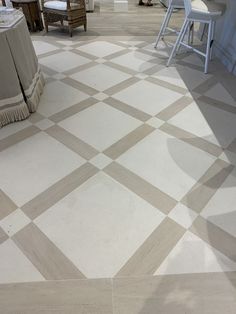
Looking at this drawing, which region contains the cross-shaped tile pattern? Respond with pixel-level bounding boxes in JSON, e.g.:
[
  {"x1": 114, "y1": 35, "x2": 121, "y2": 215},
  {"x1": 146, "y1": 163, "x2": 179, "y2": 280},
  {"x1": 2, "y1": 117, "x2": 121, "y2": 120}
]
[{"x1": 0, "y1": 36, "x2": 236, "y2": 314}]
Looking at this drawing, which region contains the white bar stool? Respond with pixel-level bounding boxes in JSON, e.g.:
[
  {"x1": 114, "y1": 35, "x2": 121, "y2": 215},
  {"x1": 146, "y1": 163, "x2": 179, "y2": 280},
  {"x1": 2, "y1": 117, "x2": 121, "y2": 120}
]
[
  {"x1": 154, "y1": 0, "x2": 185, "y2": 48},
  {"x1": 167, "y1": 0, "x2": 225, "y2": 73}
]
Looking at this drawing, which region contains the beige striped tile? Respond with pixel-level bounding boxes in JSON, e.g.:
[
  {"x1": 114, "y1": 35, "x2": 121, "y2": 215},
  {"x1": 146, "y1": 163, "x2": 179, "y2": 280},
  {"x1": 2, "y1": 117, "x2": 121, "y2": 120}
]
[
  {"x1": 105, "y1": 48, "x2": 130, "y2": 60},
  {"x1": 46, "y1": 125, "x2": 98, "y2": 159},
  {"x1": 116, "y1": 218, "x2": 185, "y2": 277},
  {"x1": 104, "y1": 162, "x2": 177, "y2": 214},
  {"x1": 63, "y1": 61, "x2": 97, "y2": 76},
  {"x1": 104, "y1": 124, "x2": 154, "y2": 159},
  {"x1": 198, "y1": 95, "x2": 236, "y2": 115},
  {"x1": 104, "y1": 77, "x2": 139, "y2": 96},
  {"x1": 156, "y1": 96, "x2": 193, "y2": 121},
  {"x1": 104, "y1": 97, "x2": 151, "y2": 122},
  {"x1": 113, "y1": 272, "x2": 236, "y2": 314},
  {"x1": 13, "y1": 223, "x2": 85, "y2": 280},
  {"x1": 0, "y1": 226, "x2": 8, "y2": 244},
  {"x1": 193, "y1": 76, "x2": 218, "y2": 94},
  {"x1": 0, "y1": 278, "x2": 112, "y2": 314},
  {"x1": 28, "y1": 112, "x2": 45, "y2": 123},
  {"x1": 22, "y1": 163, "x2": 98, "y2": 220},
  {"x1": 146, "y1": 76, "x2": 187, "y2": 95},
  {"x1": 71, "y1": 48, "x2": 99, "y2": 60},
  {"x1": 190, "y1": 216, "x2": 236, "y2": 263},
  {"x1": 227, "y1": 138, "x2": 236, "y2": 154},
  {"x1": 62, "y1": 77, "x2": 98, "y2": 96},
  {"x1": 38, "y1": 49, "x2": 62, "y2": 60},
  {"x1": 160, "y1": 123, "x2": 223, "y2": 157},
  {"x1": 105, "y1": 61, "x2": 137, "y2": 76},
  {"x1": 49, "y1": 97, "x2": 97, "y2": 123},
  {"x1": 0, "y1": 126, "x2": 40, "y2": 152},
  {"x1": 0, "y1": 190, "x2": 17, "y2": 220},
  {"x1": 181, "y1": 159, "x2": 233, "y2": 213}
]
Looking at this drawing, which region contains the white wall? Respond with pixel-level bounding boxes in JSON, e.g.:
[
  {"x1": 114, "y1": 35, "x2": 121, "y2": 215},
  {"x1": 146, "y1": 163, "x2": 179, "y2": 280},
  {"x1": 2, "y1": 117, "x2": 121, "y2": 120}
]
[{"x1": 214, "y1": 0, "x2": 236, "y2": 74}]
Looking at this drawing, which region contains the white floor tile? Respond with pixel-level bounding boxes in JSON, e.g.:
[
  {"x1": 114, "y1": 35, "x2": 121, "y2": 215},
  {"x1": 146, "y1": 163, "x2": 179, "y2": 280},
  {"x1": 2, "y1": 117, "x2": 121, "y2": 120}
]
[
  {"x1": 35, "y1": 119, "x2": 55, "y2": 131},
  {"x1": 155, "y1": 231, "x2": 236, "y2": 275},
  {"x1": 117, "y1": 129, "x2": 215, "y2": 200},
  {"x1": 145, "y1": 117, "x2": 164, "y2": 129},
  {"x1": 168, "y1": 203, "x2": 198, "y2": 229},
  {"x1": 205, "y1": 83, "x2": 236, "y2": 107},
  {"x1": 76, "y1": 41, "x2": 125, "y2": 58},
  {"x1": 59, "y1": 102, "x2": 142, "y2": 151},
  {"x1": 38, "y1": 81, "x2": 89, "y2": 117},
  {"x1": 111, "y1": 51, "x2": 154, "y2": 72},
  {"x1": 39, "y1": 51, "x2": 90, "y2": 72},
  {"x1": 32, "y1": 41, "x2": 58, "y2": 56},
  {"x1": 0, "y1": 209, "x2": 30, "y2": 237},
  {"x1": 152, "y1": 65, "x2": 210, "y2": 90},
  {"x1": 168, "y1": 101, "x2": 236, "y2": 148},
  {"x1": 0, "y1": 239, "x2": 45, "y2": 283},
  {"x1": 113, "y1": 80, "x2": 182, "y2": 116},
  {"x1": 0, "y1": 132, "x2": 85, "y2": 207},
  {"x1": 0, "y1": 120, "x2": 32, "y2": 140},
  {"x1": 70, "y1": 64, "x2": 131, "y2": 91},
  {"x1": 201, "y1": 168, "x2": 236, "y2": 237},
  {"x1": 35, "y1": 172, "x2": 165, "y2": 278},
  {"x1": 89, "y1": 153, "x2": 112, "y2": 169}
]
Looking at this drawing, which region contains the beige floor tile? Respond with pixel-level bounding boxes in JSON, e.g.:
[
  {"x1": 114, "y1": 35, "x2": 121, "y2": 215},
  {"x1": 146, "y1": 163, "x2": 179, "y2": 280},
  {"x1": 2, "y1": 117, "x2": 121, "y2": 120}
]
[
  {"x1": 113, "y1": 272, "x2": 236, "y2": 314},
  {"x1": 22, "y1": 163, "x2": 98, "y2": 219},
  {"x1": 104, "y1": 162, "x2": 177, "y2": 214},
  {"x1": 0, "y1": 278, "x2": 112, "y2": 314},
  {"x1": 116, "y1": 218, "x2": 185, "y2": 277},
  {"x1": 13, "y1": 223, "x2": 85, "y2": 280}
]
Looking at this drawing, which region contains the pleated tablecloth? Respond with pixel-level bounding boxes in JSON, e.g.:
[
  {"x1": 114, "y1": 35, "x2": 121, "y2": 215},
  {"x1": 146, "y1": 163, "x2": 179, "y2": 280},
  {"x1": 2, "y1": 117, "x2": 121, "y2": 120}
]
[{"x1": 0, "y1": 14, "x2": 44, "y2": 128}]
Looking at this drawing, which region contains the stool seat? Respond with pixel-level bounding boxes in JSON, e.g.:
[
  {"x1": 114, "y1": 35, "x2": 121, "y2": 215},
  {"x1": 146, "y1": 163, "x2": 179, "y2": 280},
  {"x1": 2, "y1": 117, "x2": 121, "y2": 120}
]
[
  {"x1": 167, "y1": 0, "x2": 226, "y2": 73},
  {"x1": 171, "y1": 0, "x2": 184, "y2": 8},
  {"x1": 190, "y1": 0, "x2": 224, "y2": 21}
]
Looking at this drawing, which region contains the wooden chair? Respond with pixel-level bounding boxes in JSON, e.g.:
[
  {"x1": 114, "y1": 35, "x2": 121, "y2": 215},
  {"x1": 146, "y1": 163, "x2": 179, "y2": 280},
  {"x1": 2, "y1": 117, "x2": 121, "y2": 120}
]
[{"x1": 41, "y1": 0, "x2": 87, "y2": 36}]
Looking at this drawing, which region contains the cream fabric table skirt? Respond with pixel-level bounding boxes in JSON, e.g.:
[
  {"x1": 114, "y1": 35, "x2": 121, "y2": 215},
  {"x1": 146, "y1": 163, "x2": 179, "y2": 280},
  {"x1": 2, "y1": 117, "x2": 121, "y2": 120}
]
[{"x1": 0, "y1": 16, "x2": 44, "y2": 128}]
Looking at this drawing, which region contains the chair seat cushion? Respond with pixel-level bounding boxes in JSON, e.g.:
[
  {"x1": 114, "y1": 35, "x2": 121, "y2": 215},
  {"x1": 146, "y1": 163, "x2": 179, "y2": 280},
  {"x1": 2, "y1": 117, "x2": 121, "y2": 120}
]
[
  {"x1": 44, "y1": 1, "x2": 67, "y2": 10},
  {"x1": 44, "y1": 0, "x2": 79, "y2": 10}
]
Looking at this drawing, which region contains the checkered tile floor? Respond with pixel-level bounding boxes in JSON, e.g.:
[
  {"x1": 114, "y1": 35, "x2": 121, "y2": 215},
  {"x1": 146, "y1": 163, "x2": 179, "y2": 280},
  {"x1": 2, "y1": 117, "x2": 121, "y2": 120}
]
[{"x1": 0, "y1": 36, "x2": 236, "y2": 313}]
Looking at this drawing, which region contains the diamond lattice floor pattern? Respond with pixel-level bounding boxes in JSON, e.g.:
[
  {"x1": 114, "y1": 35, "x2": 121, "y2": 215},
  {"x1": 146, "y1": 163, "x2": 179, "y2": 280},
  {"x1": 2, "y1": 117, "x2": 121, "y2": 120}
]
[{"x1": 0, "y1": 36, "x2": 236, "y2": 314}]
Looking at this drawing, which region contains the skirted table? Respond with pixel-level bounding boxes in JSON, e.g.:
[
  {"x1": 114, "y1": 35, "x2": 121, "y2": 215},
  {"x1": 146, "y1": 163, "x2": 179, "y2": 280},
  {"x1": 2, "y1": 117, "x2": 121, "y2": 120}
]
[{"x1": 0, "y1": 13, "x2": 44, "y2": 128}]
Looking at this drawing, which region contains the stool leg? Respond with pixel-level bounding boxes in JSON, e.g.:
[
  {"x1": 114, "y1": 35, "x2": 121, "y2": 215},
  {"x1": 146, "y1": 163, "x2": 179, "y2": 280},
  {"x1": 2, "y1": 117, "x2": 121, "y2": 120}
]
[
  {"x1": 167, "y1": 18, "x2": 189, "y2": 67},
  {"x1": 200, "y1": 23, "x2": 207, "y2": 42},
  {"x1": 204, "y1": 21, "x2": 212, "y2": 74},
  {"x1": 210, "y1": 21, "x2": 215, "y2": 60},
  {"x1": 154, "y1": 5, "x2": 173, "y2": 48},
  {"x1": 176, "y1": 19, "x2": 190, "y2": 54}
]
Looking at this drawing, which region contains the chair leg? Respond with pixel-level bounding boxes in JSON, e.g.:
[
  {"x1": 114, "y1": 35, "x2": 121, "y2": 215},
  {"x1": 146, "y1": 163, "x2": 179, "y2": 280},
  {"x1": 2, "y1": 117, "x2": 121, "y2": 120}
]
[
  {"x1": 84, "y1": 23, "x2": 87, "y2": 31},
  {"x1": 69, "y1": 26, "x2": 73, "y2": 37},
  {"x1": 167, "y1": 18, "x2": 189, "y2": 67},
  {"x1": 204, "y1": 21, "x2": 212, "y2": 74},
  {"x1": 44, "y1": 14, "x2": 48, "y2": 33},
  {"x1": 154, "y1": 5, "x2": 173, "y2": 48}
]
